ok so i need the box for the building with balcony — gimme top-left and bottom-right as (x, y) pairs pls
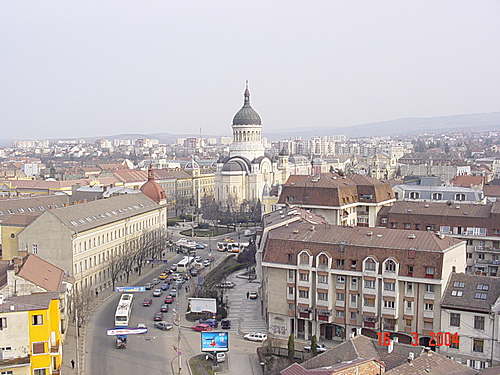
(0, 291), (62, 375)
(377, 200), (500, 276)
(260, 222), (466, 346)
(439, 273), (500, 370)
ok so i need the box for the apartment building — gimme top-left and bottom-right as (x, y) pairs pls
(440, 273), (500, 370)
(261, 222), (466, 346)
(377, 200), (500, 276)
(0, 291), (62, 375)
(16, 193), (166, 291)
(277, 173), (395, 227)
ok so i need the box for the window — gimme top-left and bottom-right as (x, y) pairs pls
(405, 319), (412, 327)
(318, 292), (328, 301)
(450, 337), (459, 349)
(351, 260), (357, 269)
(383, 300), (395, 309)
(336, 293), (345, 301)
(477, 284), (489, 291)
(407, 265), (414, 276)
(364, 280), (375, 289)
(0, 317), (6, 330)
(337, 276), (345, 283)
(453, 281), (465, 288)
(451, 290), (463, 297)
(432, 192), (443, 200)
(406, 301), (413, 309)
(337, 259), (344, 267)
(351, 277), (358, 288)
(391, 222), (397, 228)
(351, 295), (357, 303)
(425, 284), (434, 293)
(298, 290), (309, 298)
(450, 313), (460, 327)
(364, 298), (375, 307)
(318, 274), (328, 284)
(404, 223), (411, 229)
(406, 282), (413, 293)
(365, 258), (376, 271)
(31, 314), (43, 325)
(385, 260), (396, 272)
(288, 270), (294, 279)
(475, 293), (487, 300)
(381, 218), (388, 224)
(425, 267), (435, 277)
(474, 316), (485, 330)
(288, 287), (294, 295)
(287, 254), (293, 263)
(384, 282), (395, 291)
(288, 303), (294, 311)
(299, 253), (309, 264)
(318, 254), (328, 266)
(424, 303), (433, 311)
(32, 244), (38, 254)
(350, 312), (357, 320)
(32, 342), (46, 354)
(335, 310), (344, 318)
(473, 339), (484, 353)
(455, 193), (466, 201)
(299, 273), (309, 282)
(409, 191), (420, 199)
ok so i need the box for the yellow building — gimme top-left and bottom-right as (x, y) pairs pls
(0, 291), (62, 375)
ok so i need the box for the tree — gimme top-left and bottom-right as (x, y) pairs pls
(71, 285), (94, 326)
(310, 335), (318, 357)
(287, 334), (295, 360)
(106, 251), (125, 291)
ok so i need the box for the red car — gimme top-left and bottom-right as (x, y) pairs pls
(164, 296), (174, 304)
(143, 298), (153, 306)
(154, 312), (163, 321)
(191, 323), (212, 332)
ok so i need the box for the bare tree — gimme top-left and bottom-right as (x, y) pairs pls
(71, 285), (94, 326)
(106, 250), (125, 291)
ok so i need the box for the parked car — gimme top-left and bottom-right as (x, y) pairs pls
(154, 321), (173, 331)
(153, 312), (163, 321)
(161, 283), (170, 291)
(221, 319), (231, 329)
(160, 304), (169, 312)
(153, 288), (163, 297)
(191, 323), (212, 332)
(249, 291), (258, 299)
(304, 343), (328, 353)
(151, 278), (160, 285)
(199, 318), (218, 328)
(145, 282), (153, 290)
(216, 281), (235, 289)
(203, 259), (211, 267)
(164, 296), (174, 304)
(244, 332), (267, 342)
(206, 352), (226, 363)
(142, 298), (153, 307)
(194, 256), (202, 262)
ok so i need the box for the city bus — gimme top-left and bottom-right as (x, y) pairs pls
(115, 293), (134, 328)
(176, 256), (195, 273)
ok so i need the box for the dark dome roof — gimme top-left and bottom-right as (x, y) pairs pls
(221, 157), (250, 173)
(232, 85), (261, 125)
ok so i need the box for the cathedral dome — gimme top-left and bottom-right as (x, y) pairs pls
(232, 84), (261, 125)
(140, 164), (166, 203)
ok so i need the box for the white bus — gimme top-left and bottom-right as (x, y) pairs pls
(176, 256), (195, 273)
(115, 293), (134, 327)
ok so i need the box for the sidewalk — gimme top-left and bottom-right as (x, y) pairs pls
(61, 250), (179, 375)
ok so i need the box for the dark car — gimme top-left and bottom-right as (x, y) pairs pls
(190, 269), (198, 276)
(154, 321), (173, 331)
(191, 323), (212, 332)
(160, 304), (169, 312)
(164, 296), (174, 304)
(221, 319), (231, 329)
(142, 298), (153, 307)
(153, 312), (163, 321)
(161, 283), (170, 291)
(199, 318), (218, 328)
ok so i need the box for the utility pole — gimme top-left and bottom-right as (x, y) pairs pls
(176, 303), (182, 373)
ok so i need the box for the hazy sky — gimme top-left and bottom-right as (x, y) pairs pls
(1, 1), (499, 141)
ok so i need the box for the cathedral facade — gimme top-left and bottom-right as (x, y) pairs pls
(215, 84), (290, 207)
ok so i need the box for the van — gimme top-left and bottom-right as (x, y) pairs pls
(206, 352), (226, 363)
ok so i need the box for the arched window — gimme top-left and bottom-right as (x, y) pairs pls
(318, 254), (329, 266)
(432, 192), (442, 200)
(300, 253), (309, 264)
(409, 192), (420, 199)
(365, 258), (376, 271)
(385, 259), (396, 273)
(455, 193), (466, 201)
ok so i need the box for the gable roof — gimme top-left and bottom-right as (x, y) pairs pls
(17, 254), (65, 292)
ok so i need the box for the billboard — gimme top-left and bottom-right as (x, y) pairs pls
(115, 286), (146, 292)
(201, 331), (229, 352)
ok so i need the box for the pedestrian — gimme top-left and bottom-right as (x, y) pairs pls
(246, 291), (249, 299)
(95, 290), (98, 298)
(71, 359), (75, 369)
(185, 286), (188, 292)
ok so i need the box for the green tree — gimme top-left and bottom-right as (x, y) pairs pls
(287, 334), (295, 360)
(311, 335), (318, 357)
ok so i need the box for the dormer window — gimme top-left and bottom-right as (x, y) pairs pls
(385, 260), (396, 273)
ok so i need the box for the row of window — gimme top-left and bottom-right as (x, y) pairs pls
(407, 192), (468, 201)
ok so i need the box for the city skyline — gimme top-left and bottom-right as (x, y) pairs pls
(1, 1), (499, 140)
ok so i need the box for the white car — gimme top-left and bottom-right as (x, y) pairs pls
(304, 343), (327, 353)
(206, 352), (226, 363)
(244, 332), (268, 342)
(194, 256), (202, 262)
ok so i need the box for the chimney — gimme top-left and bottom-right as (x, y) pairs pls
(355, 327), (362, 336)
(408, 352), (415, 364)
(388, 338), (394, 354)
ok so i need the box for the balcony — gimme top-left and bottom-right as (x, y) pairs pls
(423, 311), (434, 319)
(50, 341), (61, 353)
(475, 246), (500, 253)
(475, 259), (500, 265)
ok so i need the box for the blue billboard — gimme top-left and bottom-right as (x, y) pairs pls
(115, 286), (146, 292)
(201, 331), (229, 352)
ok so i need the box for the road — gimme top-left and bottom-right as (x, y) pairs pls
(84, 229), (268, 375)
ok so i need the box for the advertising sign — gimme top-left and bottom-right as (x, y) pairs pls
(106, 328), (147, 335)
(201, 331), (229, 352)
(115, 286), (146, 292)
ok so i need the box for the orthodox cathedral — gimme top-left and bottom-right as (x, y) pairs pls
(215, 84), (292, 206)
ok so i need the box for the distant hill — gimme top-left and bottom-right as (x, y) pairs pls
(1, 112), (499, 147)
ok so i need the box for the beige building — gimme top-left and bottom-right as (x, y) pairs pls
(16, 193), (166, 291)
(260, 222), (466, 346)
